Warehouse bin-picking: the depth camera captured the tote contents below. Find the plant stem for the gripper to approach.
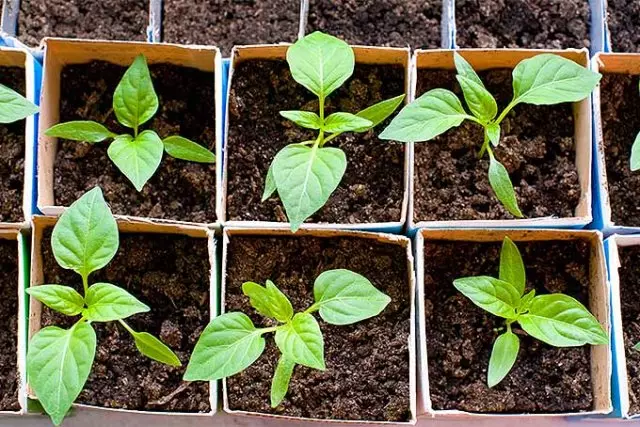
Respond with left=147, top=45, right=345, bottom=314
left=82, top=275, right=89, bottom=295
left=494, top=100, right=518, bottom=125
left=304, top=303, right=320, bottom=314
left=260, top=325, right=280, bottom=334
left=118, top=319, right=136, bottom=335
left=318, top=95, right=325, bottom=146
left=478, top=132, right=490, bottom=158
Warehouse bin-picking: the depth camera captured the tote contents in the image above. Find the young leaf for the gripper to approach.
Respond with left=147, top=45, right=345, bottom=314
left=83, top=282, right=150, bottom=322
left=242, top=280, right=294, bottom=323
left=107, top=130, right=164, bottom=191
left=27, top=285, right=85, bottom=316
left=262, top=162, right=277, bottom=201
left=518, top=294, right=608, bottom=346
left=519, top=289, right=536, bottom=312
left=27, top=322, right=96, bottom=426
left=271, top=355, right=295, bottom=408
left=183, top=312, right=266, bottom=381
left=631, top=132, right=640, bottom=172
left=453, top=52, right=497, bottom=122
left=113, top=54, right=158, bottom=130
left=499, top=237, right=525, bottom=296
left=0, top=83, right=38, bottom=123
left=323, top=112, right=372, bottom=134
left=453, top=276, right=520, bottom=319
left=353, top=94, right=405, bottom=132
left=486, top=123, right=501, bottom=147
left=312, top=269, right=390, bottom=325
left=272, top=144, right=347, bottom=232
left=163, top=136, right=215, bottom=163
left=129, top=330, right=181, bottom=367
left=488, top=330, right=520, bottom=388
left=45, top=121, right=115, bottom=143
left=280, top=111, right=322, bottom=130
left=52, top=187, right=118, bottom=279
left=488, top=155, right=523, bottom=218
left=453, top=51, right=484, bottom=86
left=274, top=312, right=325, bottom=370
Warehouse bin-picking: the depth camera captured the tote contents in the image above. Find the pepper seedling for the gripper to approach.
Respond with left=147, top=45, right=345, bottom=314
left=381, top=52, right=601, bottom=217
left=26, top=187, right=181, bottom=426
left=184, top=269, right=390, bottom=407
left=630, top=81, right=640, bottom=171
left=45, top=54, right=215, bottom=192
left=262, top=31, right=405, bottom=231
left=0, top=81, right=38, bottom=123
left=453, top=236, right=607, bottom=387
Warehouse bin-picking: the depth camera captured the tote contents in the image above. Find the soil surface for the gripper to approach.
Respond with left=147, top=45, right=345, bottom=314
left=0, top=240, right=20, bottom=411
left=18, top=0, right=148, bottom=47
left=0, top=67, right=26, bottom=223
left=423, top=238, right=595, bottom=413
left=54, top=61, right=216, bottom=223
left=225, top=235, right=411, bottom=421
left=39, top=231, right=211, bottom=412
left=414, top=69, right=580, bottom=222
left=600, top=74, right=640, bottom=226
left=618, top=245, right=640, bottom=415
left=227, top=59, right=405, bottom=225
left=608, top=0, right=640, bottom=52
left=162, top=0, right=300, bottom=57
left=306, top=0, right=441, bottom=49
left=455, top=0, right=590, bottom=49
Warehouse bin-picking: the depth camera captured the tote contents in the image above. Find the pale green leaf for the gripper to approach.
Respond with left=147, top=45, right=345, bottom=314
left=499, top=237, right=525, bottom=296
left=453, top=276, right=520, bottom=319
left=323, top=112, right=372, bottom=134
left=486, top=123, right=501, bottom=147
left=130, top=331, right=181, bottom=367
left=275, top=312, right=325, bottom=370
left=45, top=121, right=115, bottom=143
left=519, top=289, right=536, bottom=312
left=631, top=132, right=640, bottom=171
left=113, top=54, right=158, bottom=129
left=163, top=136, right=215, bottom=163
left=242, top=280, right=294, bottom=323
left=83, top=283, right=149, bottom=322
left=271, top=355, right=295, bottom=408
left=488, top=330, right=519, bottom=388
left=107, top=130, right=163, bottom=191
left=280, top=111, right=322, bottom=130
left=354, top=94, right=405, bottom=132
left=262, top=162, right=277, bottom=201
left=488, top=155, right=523, bottom=218
left=454, top=52, right=483, bottom=85
left=456, top=75, right=497, bottom=122
left=27, top=285, right=84, bottom=316
left=0, top=83, right=38, bottom=123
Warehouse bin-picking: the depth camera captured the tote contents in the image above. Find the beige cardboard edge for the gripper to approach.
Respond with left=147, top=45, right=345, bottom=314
left=27, top=215, right=217, bottom=416
left=408, top=48, right=593, bottom=229
left=415, top=228, right=612, bottom=418
left=222, top=43, right=411, bottom=229
left=36, top=38, right=222, bottom=230
left=220, top=227, right=417, bottom=424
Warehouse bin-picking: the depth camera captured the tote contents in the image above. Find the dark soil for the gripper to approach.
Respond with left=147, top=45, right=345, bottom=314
left=18, top=0, right=148, bottom=47
left=227, top=59, right=405, bottom=225
left=39, top=230, right=211, bottom=412
left=423, top=238, right=595, bottom=413
left=608, top=0, right=640, bottom=52
left=413, top=69, right=580, bottom=222
left=162, top=0, right=300, bottom=57
left=0, top=240, right=20, bottom=411
left=455, top=0, right=590, bottom=49
left=54, top=61, right=216, bottom=224
left=0, top=67, right=26, bottom=223
left=601, top=74, right=640, bottom=226
left=306, top=0, right=441, bottom=49
left=225, top=235, right=411, bottom=421
left=618, top=245, right=640, bottom=415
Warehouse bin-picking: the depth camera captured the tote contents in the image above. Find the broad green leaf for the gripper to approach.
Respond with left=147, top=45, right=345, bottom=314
left=107, top=130, right=163, bottom=191
left=354, top=94, right=405, bottom=132
left=313, top=269, right=390, bottom=325
left=631, top=132, right=640, bottom=171
left=183, top=312, right=266, bottom=381
left=27, top=322, right=96, bottom=426
left=511, top=54, right=601, bottom=106
left=379, top=89, right=470, bottom=142
left=242, top=280, right=294, bottom=323
left=456, top=75, right=497, bottom=122
left=519, top=289, right=536, bottom=312
left=488, top=330, right=519, bottom=388
left=280, top=110, right=322, bottom=130
left=274, top=312, right=325, bottom=370
left=52, top=187, right=118, bottom=279
left=113, top=54, right=158, bottom=129
left=130, top=331, right=181, bottom=367
left=486, top=123, right=501, bottom=147
left=518, top=294, right=608, bottom=346
left=27, top=285, right=84, bottom=316
left=0, top=83, right=38, bottom=123
left=83, top=283, right=149, bottom=322
left=163, top=136, right=215, bottom=163
left=262, top=162, right=277, bottom=201
left=45, top=121, right=114, bottom=143
left=272, top=144, right=346, bottom=232
left=453, top=276, right=520, bottom=319
left=286, top=31, right=354, bottom=99
left=323, top=112, right=372, bottom=134
left=271, top=355, right=295, bottom=408
left=499, top=237, right=525, bottom=296
left=488, top=155, right=523, bottom=218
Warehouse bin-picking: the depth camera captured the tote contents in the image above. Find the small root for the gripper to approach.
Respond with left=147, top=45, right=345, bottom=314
left=148, top=382, right=191, bottom=407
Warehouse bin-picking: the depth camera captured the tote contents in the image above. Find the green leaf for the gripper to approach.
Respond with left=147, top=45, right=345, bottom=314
left=242, top=280, right=294, bottom=323
left=499, top=237, right=525, bottom=296
left=83, top=283, right=149, bottom=322
left=52, top=187, right=118, bottom=279
left=511, top=54, right=601, bottom=106
left=379, top=89, right=470, bottom=143
left=323, top=112, right=372, bottom=134
left=457, top=75, right=498, bottom=122
left=272, top=144, right=346, bottom=232
left=634, top=341, right=640, bottom=352
left=107, top=130, right=163, bottom=191
left=163, top=136, right=215, bottom=163
left=486, top=123, right=501, bottom=147
left=631, top=132, right=640, bottom=172
left=113, top=54, right=158, bottom=129
left=488, top=155, right=523, bottom=218
left=354, top=94, right=405, bottom=132
left=0, top=83, right=38, bottom=123
left=183, top=312, right=266, bottom=381
left=27, top=322, right=96, bottom=426
left=287, top=31, right=354, bottom=99
left=313, top=269, right=390, bottom=325
left=519, top=289, right=536, bottom=312
left=262, top=162, right=277, bottom=201
left=26, top=285, right=84, bottom=316
left=274, top=312, right=325, bottom=370
left=488, top=330, right=519, bottom=388
left=45, top=121, right=115, bottom=143
left=280, top=111, right=322, bottom=130
left=129, top=331, right=181, bottom=367
left=453, top=51, right=484, bottom=86
left=518, top=294, right=608, bottom=346
left=453, top=276, right=520, bottom=319
left=271, top=355, right=295, bottom=408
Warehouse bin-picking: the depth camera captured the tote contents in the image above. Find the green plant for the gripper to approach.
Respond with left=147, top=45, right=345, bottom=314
left=183, top=269, right=390, bottom=407
left=380, top=52, right=601, bottom=217
left=26, top=187, right=181, bottom=425
left=44, top=55, right=215, bottom=192
left=453, top=236, right=607, bottom=387
left=262, top=31, right=405, bottom=231
left=0, top=82, right=38, bottom=123
left=631, top=82, right=640, bottom=171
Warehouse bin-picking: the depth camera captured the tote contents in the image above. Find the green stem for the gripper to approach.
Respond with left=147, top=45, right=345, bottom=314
left=478, top=132, right=490, bottom=158
left=320, top=131, right=341, bottom=147
left=260, top=325, right=280, bottom=334
left=494, top=100, right=518, bottom=125
left=304, top=303, right=320, bottom=315
left=82, top=275, right=89, bottom=296
left=118, top=319, right=136, bottom=335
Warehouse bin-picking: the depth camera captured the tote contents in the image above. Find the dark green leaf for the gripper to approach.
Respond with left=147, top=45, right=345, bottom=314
left=113, top=54, right=158, bottom=129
